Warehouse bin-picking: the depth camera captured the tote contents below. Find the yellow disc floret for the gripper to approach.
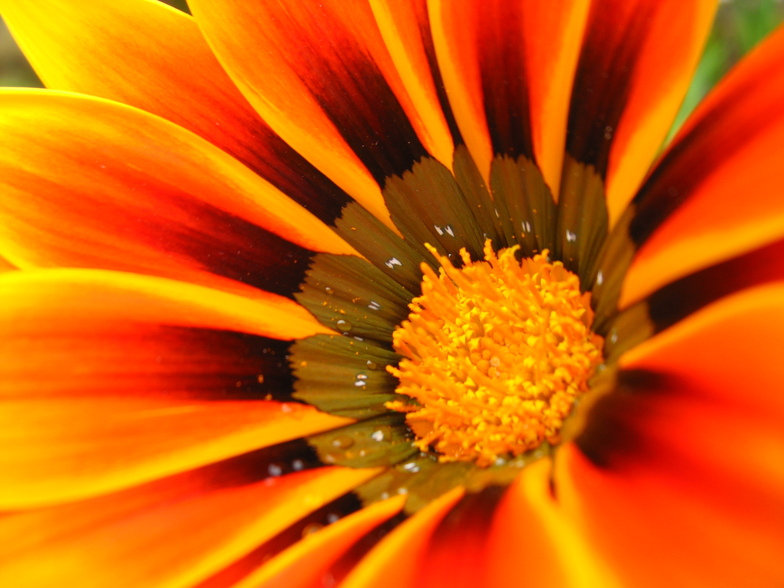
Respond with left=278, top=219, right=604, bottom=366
left=387, top=241, right=603, bottom=467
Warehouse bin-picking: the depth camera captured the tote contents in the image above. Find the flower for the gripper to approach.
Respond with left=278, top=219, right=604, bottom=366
left=1, top=0, right=783, bottom=586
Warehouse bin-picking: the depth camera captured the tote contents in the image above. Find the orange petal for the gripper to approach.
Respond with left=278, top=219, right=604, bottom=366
left=3, top=321, right=299, bottom=402
left=0, top=90, right=357, bottom=299
left=0, top=268, right=330, bottom=342
left=622, top=25, right=784, bottom=305
left=411, top=487, right=506, bottom=588
left=622, top=282, right=784, bottom=421
left=572, top=0, right=716, bottom=224
left=233, top=495, right=406, bottom=588
left=187, top=0, right=434, bottom=226
left=492, top=459, right=619, bottom=588
left=0, top=0, right=352, bottom=224
left=412, top=465, right=612, bottom=588
left=0, top=466, right=378, bottom=588
left=0, top=268, right=346, bottom=506
left=569, top=287, right=784, bottom=586
left=368, top=0, right=455, bottom=168
left=339, top=487, right=464, bottom=588
left=560, top=437, right=784, bottom=587
left=0, top=252, right=14, bottom=272
left=486, top=465, right=567, bottom=586
left=429, top=0, right=588, bottom=193
left=637, top=236, right=784, bottom=341
left=0, top=398, right=350, bottom=509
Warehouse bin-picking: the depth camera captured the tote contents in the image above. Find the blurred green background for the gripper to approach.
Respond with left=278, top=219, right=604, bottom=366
left=1, top=0, right=782, bottom=136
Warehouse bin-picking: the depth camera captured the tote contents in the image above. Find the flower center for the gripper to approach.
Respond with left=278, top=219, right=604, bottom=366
left=387, top=241, right=604, bottom=467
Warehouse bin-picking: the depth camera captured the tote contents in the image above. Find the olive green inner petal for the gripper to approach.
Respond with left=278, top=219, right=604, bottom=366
left=297, top=254, right=410, bottom=344
left=291, top=333, right=400, bottom=419
left=383, top=156, right=492, bottom=261
left=307, top=413, right=418, bottom=469
left=555, top=156, right=609, bottom=284
left=353, top=448, right=551, bottom=515
left=451, top=145, right=506, bottom=246
left=334, top=202, right=429, bottom=294
left=488, top=155, right=557, bottom=257
left=590, top=208, right=637, bottom=333
left=601, top=302, right=655, bottom=364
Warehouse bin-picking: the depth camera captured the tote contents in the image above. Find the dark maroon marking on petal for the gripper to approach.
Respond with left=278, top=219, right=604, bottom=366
left=289, top=22, right=429, bottom=184
left=628, top=82, right=775, bottom=247
left=646, top=237, right=784, bottom=333
left=6, top=325, right=298, bottom=403
left=228, top=439, right=324, bottom=482
left=565, top=4, right=655, bottom=175
left=414, top=0, right=463, bottom=145
left=192, top=329, right=296, bottom=403
left=2, top=173, right=314, bottom=299
left=115, top=327, right=296, bottom=403
left=414, top=486, right=505, bottom=588
left=177, top=439, right=324, bottom=492
left=575, top=369, right=672, bottom=469
left=324, top=511, right=408, bottom=585
left=173, top=196, right=314, bottom=299
left=195, top=496, right=366, bottom=588
left=193, top=495, right=364, bottom=588
left=250, top=133, right=353, bottom=224
left=477, top=4, right=534, bottom=159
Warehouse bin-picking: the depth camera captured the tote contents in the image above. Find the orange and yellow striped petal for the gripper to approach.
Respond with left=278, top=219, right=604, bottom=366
left=233, top=495, right=407, bottom=588
left=0, top=398, right=349, bottom=510
left=622, top=24, right=784, bottom=305
left=0, top=268, right=346, bottom=506
left=409, top=458, right=613, bottom=588
left=566, top=285, right=784, bottom=587
left=0, top=0, right=353, bottom=224
left=368, top=0, right=455, bottom=168
left=429, top=0, right=588, bottom=192
left=188, top=0, right=437, bottom=226
left=0, top=269, right=329, bottom=345
left=340, top=487, right=465, bottom=588
left=0, top=467, right=377, bottom=588
left=559, top=441, right=784, bottom=588
left=0, top=90, right=357, bottom=300
left=486, top=458, right=618, bottom=588
left=569, top=0, right=715, bottom=223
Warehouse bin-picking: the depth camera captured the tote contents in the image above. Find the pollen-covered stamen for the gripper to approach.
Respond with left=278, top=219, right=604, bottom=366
left=387, top=241, right=604, bottom=467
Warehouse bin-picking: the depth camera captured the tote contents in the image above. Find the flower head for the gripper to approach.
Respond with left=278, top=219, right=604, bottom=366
left=1, top=0, right=783, bottom=586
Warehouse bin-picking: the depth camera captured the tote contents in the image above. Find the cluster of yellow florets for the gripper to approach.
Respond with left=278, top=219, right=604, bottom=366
left=387, top=241, right=603, bottom=467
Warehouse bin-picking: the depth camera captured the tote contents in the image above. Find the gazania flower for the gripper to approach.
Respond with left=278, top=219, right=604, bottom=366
left=1, top=0, right=783, bottom=586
